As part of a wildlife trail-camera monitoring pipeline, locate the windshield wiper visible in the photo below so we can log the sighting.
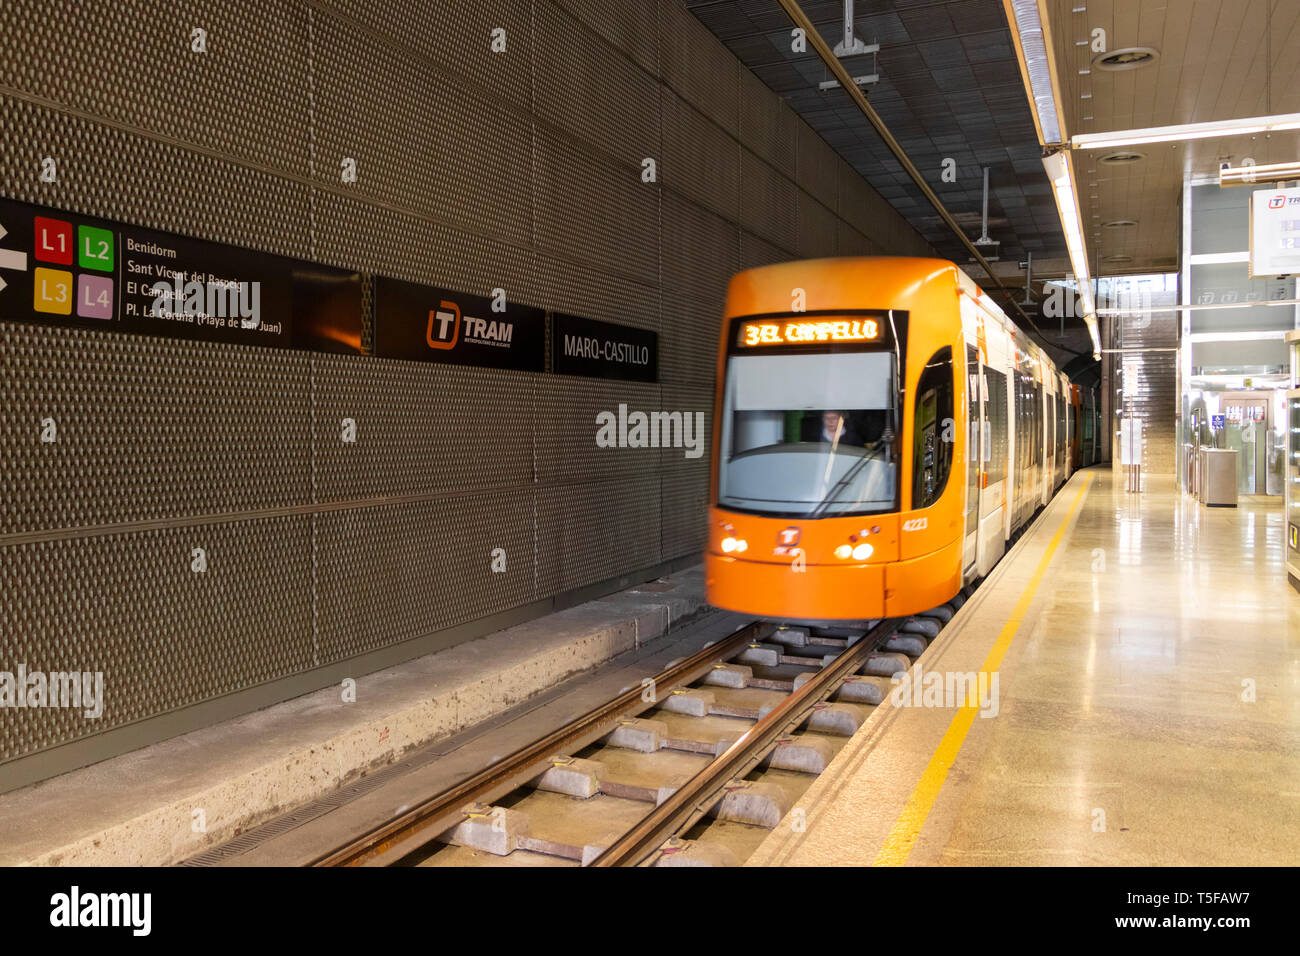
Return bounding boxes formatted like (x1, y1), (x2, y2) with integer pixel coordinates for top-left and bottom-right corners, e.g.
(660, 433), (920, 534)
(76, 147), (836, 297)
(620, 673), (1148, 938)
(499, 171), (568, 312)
(810, 441), (885, 518)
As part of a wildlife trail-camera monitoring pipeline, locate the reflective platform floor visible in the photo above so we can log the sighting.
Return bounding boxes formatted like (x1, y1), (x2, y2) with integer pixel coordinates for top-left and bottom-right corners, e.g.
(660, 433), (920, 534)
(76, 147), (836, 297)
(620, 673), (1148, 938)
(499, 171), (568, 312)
(748, 468), (1300, 866)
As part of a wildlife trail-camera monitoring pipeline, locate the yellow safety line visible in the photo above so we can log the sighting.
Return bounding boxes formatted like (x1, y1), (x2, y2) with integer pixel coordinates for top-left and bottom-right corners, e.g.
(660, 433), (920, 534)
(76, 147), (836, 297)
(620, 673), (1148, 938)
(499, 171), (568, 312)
(873, 473), (1093, 866)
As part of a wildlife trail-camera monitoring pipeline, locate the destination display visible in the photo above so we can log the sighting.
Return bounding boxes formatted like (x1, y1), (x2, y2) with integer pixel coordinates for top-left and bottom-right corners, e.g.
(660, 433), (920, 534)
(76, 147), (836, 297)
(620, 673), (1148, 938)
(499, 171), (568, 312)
(552, 312), (657, 382)
(736, 315), (883, 348)
(373, 276), (545, 371)
(0, 196), (363, 352)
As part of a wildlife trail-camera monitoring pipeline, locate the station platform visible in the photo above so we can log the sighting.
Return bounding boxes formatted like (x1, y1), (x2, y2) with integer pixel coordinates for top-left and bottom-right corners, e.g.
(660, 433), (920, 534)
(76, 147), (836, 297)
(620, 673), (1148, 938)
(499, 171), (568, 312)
(0, 569), (708, 866)
(749, 467), (1300, 867)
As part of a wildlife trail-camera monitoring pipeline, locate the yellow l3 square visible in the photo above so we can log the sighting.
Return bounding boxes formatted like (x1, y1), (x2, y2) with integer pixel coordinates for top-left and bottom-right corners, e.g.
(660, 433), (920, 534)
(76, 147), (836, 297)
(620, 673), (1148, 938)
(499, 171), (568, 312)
(33, 267), (73, 315)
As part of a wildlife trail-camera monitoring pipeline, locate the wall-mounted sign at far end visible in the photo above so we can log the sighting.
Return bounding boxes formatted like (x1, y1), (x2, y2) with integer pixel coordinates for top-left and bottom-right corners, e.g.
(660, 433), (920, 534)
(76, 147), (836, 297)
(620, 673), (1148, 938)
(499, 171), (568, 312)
(1250, 187), (1300, 278)
(553, 312), (658, 382)
(374, 276), (545, 371)
(0, 195), (362, 352)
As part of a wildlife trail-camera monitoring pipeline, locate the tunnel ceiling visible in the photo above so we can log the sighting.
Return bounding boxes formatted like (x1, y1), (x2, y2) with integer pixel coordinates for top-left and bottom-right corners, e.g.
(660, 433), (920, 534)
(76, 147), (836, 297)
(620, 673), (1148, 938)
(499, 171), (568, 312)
(685, 0), (1072, 293)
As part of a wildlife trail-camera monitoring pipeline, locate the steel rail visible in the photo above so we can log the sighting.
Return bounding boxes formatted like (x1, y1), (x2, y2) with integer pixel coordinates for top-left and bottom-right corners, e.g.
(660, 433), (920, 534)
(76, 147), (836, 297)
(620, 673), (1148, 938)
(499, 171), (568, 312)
(310, 619), (767, 866)
(589, 617), (902, 867)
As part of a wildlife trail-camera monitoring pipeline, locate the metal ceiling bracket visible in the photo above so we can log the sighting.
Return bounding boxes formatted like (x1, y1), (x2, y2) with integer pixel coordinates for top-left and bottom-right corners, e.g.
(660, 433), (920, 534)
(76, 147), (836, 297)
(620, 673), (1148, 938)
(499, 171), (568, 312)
(819, 0), (880, 91)
(974, 166), (1001, 259)
(1019, 251), (1035, 306)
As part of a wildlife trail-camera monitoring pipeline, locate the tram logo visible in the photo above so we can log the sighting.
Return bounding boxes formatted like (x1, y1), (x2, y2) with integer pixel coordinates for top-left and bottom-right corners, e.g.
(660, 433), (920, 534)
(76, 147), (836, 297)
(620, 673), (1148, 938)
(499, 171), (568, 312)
(426, 300), (460, 350)
(777, 527), (801, 547)
(427, 298), (518, 352)
(1269, 194), (1287, 209)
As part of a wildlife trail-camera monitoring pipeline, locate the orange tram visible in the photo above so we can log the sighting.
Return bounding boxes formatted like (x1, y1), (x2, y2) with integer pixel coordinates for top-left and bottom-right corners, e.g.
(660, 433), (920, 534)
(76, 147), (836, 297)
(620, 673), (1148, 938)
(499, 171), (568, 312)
(706, 256), (1095, 625)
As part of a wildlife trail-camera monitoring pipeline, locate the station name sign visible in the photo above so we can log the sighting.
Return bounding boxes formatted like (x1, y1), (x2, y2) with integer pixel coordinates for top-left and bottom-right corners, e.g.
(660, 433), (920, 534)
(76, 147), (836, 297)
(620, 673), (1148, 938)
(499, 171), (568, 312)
(736, 316), (881, 347)
(552, 312), (657, 382)
(373, 276), (545, 371)
(0, 196), (363, 352)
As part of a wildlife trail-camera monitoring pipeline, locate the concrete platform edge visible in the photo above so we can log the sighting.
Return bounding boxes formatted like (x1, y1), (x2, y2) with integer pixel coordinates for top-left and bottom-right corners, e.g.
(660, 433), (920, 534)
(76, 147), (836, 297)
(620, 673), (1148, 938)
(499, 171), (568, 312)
(0, 567), (707, 867)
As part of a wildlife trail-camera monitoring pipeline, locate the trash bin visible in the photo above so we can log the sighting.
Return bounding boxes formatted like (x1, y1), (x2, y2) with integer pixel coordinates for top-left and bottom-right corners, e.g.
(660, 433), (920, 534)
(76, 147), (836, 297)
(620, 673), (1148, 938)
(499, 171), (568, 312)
(1202, 448), (1239, 507)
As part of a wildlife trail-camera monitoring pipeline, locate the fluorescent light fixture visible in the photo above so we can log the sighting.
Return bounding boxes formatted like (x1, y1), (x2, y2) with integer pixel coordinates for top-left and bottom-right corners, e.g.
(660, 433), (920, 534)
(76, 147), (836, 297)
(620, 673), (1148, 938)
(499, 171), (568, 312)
(1043, 150), (1101, 358)
(1003, 0), (1065, 144)
(1118, 299), (1300, 316)
(1185, 330), (1290, 342)
(1073, 112), (1300, 150)
(1220, 160), (1300, 187)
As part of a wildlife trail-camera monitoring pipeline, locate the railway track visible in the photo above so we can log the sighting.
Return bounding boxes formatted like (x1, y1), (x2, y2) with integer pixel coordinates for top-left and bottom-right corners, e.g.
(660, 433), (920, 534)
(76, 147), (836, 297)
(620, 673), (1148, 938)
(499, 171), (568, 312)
(309, 596), (965, 868)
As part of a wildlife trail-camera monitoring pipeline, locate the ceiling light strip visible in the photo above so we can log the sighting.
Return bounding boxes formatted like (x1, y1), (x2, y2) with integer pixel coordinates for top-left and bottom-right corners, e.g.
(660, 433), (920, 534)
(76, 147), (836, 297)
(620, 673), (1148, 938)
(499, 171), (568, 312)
(1003, 0), (1065, 144)
(1073, 113), (1300, 150)
(1043, 150), (1101, 358)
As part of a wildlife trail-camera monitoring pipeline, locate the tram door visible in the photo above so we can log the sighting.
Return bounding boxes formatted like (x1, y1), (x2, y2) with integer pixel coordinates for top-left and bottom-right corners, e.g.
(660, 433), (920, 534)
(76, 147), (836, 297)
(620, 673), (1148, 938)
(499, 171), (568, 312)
(963, 344), (982, 576)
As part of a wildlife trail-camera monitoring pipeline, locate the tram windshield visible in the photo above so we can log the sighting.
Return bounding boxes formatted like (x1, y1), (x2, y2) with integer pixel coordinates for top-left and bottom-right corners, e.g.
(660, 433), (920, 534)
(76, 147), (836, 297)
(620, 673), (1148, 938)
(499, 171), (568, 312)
(718, 349), (898, 517)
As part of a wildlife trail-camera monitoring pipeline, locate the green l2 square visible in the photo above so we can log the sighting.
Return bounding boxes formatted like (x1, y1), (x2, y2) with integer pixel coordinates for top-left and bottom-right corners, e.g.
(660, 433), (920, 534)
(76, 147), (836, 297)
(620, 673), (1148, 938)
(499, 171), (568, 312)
(77, 225), (114, 271)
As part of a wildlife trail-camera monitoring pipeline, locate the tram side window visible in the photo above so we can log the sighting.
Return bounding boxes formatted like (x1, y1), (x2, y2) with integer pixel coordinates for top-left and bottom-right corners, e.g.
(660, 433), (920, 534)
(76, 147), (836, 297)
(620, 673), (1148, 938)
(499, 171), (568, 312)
(1057, 394), (1067, 464)
(912, 347), (954, 509)
(1033, 381), (1044, 467)
(1013, 370), (1026, 475)
(984, 367), (1008, 487)
(1048, 393), (1055, 465)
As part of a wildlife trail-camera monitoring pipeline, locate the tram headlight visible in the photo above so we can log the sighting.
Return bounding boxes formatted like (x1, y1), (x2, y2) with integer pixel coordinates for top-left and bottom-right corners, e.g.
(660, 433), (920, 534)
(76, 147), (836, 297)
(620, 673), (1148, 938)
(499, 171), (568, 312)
(721, 536), (748, 554)
(833, 544), (853, 559)
(852, 542), (874, 561)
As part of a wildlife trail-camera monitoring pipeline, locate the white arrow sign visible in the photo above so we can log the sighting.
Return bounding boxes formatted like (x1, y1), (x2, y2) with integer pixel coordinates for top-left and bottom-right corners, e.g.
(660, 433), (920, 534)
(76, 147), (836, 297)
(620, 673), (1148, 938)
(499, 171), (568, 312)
(0, 220), (25, 277)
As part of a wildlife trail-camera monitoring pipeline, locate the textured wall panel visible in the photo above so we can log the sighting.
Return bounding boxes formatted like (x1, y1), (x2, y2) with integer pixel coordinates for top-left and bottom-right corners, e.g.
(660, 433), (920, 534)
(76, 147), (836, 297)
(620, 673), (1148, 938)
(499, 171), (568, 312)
(554, 0), (660, 76)
(535, 377), (663, 484)
(316, 0), (534, 113)
(739, 68), (797, 179)
(313, 355), (535, 502)
(798, 191), (839, 260)
(535, 132), (660, 286)
(838, 162), (885, 239)
(740, 229), (794, 272)
(536, 475), (661, 594)
(797, 121), (841, 213)
(0, 0), (311, 176)
(536, 2), (661, 171)
(314, 494), (535, 663)
(0, 516), (313, 761)
(0, 96), (313, 258)
(660, 193), (736, 385)
(659, 381), (712, 559)
(534, 252), (660, 334)
(312, 191), (538, 307)
(740, 149), (799, 251)
(312, 13), (534, 249)
(661, 88), (741, 223)
(0, 323), (311, 534)
(659, 0), (739, 137)
(658, 381), (714, 464)
(662, 463), (709, 559)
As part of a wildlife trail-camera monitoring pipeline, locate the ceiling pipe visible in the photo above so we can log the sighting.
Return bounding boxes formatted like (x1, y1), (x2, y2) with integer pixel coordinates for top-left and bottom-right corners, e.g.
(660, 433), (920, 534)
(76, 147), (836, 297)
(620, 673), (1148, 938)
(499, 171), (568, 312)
(774, 0), (1067, 354)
